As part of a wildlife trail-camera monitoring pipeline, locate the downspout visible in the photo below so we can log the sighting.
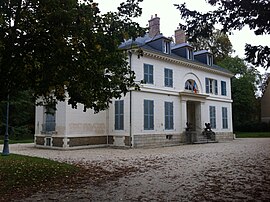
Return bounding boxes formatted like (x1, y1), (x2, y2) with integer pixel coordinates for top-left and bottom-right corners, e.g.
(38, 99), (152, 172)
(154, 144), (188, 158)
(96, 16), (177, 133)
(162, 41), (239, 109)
(129, 50), (132, 148)
(106, 108), (109, 146)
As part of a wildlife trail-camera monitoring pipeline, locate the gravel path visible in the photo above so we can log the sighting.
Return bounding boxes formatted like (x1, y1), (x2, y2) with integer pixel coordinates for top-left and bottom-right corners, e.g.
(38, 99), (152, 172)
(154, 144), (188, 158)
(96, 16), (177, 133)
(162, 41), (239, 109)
(9, 138), (270, 202)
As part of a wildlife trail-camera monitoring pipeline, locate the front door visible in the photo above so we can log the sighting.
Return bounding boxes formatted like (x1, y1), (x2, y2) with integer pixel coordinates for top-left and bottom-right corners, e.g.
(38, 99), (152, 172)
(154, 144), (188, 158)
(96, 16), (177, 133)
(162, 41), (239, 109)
(187, 101), (202, 132)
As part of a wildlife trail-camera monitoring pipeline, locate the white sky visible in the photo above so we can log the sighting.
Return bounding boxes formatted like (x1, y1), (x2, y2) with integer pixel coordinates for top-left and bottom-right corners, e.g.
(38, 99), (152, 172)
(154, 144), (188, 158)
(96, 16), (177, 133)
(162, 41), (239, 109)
(96, 0), (269, 73)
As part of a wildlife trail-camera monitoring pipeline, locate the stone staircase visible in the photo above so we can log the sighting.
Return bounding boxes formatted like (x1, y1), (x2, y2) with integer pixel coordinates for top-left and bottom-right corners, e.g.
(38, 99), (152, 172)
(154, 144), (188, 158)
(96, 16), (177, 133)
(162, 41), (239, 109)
(185, 131), (218, 144)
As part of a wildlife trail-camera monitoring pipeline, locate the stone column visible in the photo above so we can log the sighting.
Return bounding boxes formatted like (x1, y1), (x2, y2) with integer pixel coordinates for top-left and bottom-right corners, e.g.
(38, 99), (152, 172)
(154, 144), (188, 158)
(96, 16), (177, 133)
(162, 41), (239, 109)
(181, 100), (187, 131)
(200, 102), (206, 129)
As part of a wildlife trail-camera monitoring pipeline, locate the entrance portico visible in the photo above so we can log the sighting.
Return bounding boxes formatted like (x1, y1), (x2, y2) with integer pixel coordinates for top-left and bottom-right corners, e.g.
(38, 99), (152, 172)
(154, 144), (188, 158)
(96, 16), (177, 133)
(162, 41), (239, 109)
(180, 91), (209, 142)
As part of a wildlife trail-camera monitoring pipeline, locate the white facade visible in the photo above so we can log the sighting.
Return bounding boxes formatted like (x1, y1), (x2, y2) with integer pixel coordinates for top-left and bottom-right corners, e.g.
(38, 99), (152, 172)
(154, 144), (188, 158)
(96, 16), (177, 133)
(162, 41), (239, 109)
(35, 16), (234, 149)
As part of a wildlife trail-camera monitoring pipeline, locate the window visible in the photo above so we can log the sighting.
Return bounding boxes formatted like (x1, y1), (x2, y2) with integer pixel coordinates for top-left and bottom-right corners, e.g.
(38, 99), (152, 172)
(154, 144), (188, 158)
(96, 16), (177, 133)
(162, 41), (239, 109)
(221, 81), (227, 96)
(144, 64), (154, 84)
(185, 79), (198, 93)
(115, 100), (124, 130)
(164, 68), (173, 87)
(144, 100), (154, 130)
(207, 54), (213, 66)
(187, 48), (194, 60)
(44, 106), (56, 132)
(209, 106), (216, 129)
(222, 107), (228, 129)
(205, 78), (218, 94)
(165, 102), (174, 130)
(163, 40), (170, 54)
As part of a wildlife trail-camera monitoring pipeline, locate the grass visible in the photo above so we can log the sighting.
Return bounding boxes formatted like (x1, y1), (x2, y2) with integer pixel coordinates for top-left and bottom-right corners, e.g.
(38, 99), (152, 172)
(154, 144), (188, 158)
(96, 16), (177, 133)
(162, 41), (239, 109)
(0, 139), (34, 144)
(0, 153), (139, 201)
(0, 154), (82, 201)
(235, 132), (270, 138)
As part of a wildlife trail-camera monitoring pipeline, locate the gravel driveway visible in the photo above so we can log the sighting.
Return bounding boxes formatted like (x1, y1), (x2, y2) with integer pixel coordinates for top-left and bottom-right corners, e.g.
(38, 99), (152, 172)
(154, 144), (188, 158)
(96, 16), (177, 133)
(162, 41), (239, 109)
(10, 138), (270, 202)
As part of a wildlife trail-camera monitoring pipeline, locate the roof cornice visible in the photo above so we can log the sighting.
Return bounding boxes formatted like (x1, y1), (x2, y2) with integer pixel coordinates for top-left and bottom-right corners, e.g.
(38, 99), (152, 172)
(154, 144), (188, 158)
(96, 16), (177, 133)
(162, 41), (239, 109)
(140, 49), (234, 78)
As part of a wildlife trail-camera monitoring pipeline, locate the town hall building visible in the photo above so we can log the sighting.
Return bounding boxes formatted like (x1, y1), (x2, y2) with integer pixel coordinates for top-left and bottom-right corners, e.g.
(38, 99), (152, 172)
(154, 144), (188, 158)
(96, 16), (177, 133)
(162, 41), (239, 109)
(35, 15), (234, 149)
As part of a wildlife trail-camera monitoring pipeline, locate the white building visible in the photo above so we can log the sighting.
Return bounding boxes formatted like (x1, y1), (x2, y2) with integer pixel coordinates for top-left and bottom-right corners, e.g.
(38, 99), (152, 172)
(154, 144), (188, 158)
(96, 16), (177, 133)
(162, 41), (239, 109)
(35, 15), (234, 149)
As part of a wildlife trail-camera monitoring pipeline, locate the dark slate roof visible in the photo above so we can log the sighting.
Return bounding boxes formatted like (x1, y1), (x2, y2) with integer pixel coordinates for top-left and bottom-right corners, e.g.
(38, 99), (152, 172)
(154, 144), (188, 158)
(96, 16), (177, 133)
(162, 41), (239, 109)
(194, 50), (211, 55)
(171, 43), (192, 50)
(119, 34), (232, 76)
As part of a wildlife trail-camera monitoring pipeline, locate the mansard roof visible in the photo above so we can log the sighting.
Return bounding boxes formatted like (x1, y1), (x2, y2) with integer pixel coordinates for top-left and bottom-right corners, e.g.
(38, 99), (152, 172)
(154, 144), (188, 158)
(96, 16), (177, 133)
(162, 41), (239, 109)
(119, 34), (233, 76)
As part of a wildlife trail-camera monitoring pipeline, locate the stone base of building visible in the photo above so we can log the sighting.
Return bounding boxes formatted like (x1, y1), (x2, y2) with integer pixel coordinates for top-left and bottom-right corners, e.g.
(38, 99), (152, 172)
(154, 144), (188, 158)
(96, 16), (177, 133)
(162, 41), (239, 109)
(215, 132), (234, 142)
(35, 132), (234, 149)
(35, 135), (131, 149)
(133, 133), (183, 148)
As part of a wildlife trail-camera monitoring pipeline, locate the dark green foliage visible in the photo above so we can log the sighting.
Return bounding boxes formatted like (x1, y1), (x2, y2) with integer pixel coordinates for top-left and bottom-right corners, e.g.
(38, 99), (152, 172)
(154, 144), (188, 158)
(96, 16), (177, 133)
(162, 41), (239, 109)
(218, 56), (261, 131)
(175, 0), (270, 69)
(189, 29), (233, 63)
(0, 0), (146, 112)
(0, 90), (34, 140)
(236, 131), (270, 138)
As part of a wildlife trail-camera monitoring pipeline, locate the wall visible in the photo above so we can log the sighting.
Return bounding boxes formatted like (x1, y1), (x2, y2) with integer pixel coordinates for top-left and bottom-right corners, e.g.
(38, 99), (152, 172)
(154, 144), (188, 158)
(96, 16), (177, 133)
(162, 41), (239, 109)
(261, 85), (270, 123)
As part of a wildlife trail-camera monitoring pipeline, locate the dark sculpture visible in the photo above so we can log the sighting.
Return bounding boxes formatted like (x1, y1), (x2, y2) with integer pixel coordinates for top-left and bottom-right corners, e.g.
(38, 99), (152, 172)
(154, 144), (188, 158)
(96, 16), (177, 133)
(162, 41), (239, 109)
(185, 122), (192, 131)
(202, 123), (216, 141)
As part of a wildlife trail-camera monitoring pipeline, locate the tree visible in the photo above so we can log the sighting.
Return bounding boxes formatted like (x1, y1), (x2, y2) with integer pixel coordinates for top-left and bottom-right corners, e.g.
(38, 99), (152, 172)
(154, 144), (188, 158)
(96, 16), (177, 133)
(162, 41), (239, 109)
(259, 72), (270, 95)
(217, 56), (260, 130)
(189, 29), (233, 63)
(0, 0), (145, 112)
(175, 0), (270, 69)
(0, 90), (35, 139)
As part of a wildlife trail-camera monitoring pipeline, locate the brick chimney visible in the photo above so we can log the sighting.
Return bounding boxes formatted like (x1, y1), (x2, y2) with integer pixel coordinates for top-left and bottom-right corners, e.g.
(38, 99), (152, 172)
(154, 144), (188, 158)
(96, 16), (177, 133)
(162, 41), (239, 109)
(148, 14), (160, 38)
(175, 28), (186, 44)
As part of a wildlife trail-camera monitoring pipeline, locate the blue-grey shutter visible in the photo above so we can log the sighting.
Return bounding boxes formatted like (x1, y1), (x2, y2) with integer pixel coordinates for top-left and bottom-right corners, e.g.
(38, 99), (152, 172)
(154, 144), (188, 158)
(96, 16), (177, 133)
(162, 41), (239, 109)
(209, 106), (216, 129)
(144, 64), (148, 83)
(215, 80), (218, 95)
(169, 69), (173, 87)
(165, 102), (169, 129)
(170, 102), (174, 129)
(222, 107), (228, 129)
(221, 81), (226, 96)
(144, 100), (154, 130)
(144, 64), (153, 84)
(164, 68), (173, 87)
(205, 78), (209, 93)
(149, 65), (153, 84)
(115, 101), (119, 130)
(165, 102), (173, 130)
(120, 100), (124, 130)
(164, 69), (168, 86)
(115, 100), (124, 130)
(144, 100), (148, 130)
(150, 100), (154, 129)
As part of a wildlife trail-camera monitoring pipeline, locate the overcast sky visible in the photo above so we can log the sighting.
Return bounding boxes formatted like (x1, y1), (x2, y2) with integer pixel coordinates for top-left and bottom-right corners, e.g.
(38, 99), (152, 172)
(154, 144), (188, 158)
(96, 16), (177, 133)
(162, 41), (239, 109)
(96, 0), (269, 73)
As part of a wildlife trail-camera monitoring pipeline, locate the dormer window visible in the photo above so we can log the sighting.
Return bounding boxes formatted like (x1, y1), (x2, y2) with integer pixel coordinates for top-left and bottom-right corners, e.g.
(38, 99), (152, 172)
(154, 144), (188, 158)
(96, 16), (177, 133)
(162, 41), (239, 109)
(194, 50), (214, 66)
(207, 54), (213, 66)
(163, 40), (170, 54)
(186, 48), (194, 60)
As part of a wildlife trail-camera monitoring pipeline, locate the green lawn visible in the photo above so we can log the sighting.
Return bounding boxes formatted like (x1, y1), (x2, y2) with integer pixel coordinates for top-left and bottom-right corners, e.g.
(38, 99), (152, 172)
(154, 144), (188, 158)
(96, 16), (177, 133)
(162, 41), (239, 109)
(0, 154), (83, 201)
(235, 132), (270, 138)
(0, 139), (34, 144)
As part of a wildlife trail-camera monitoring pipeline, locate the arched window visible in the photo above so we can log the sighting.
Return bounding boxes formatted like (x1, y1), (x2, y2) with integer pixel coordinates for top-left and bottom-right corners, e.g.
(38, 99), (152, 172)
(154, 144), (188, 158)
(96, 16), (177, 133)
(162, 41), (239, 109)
(185, 79), (198, 93)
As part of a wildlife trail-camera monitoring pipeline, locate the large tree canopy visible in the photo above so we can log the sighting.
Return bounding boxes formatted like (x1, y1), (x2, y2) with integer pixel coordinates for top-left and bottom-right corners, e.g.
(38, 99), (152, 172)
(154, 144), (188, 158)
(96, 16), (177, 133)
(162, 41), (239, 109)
(189, 29), (233, 63)
(218, 56), (260, 130)
(0, 0), (145, 112)
(175, 0), (270, 69)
